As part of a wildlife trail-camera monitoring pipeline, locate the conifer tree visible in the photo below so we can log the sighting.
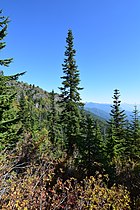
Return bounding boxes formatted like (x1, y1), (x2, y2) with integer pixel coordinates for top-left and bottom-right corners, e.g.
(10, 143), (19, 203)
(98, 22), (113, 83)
(130, 105), (140, 159)
(19, 90), (32, 132)
(59, 29), (83, 155)
(48, 90), (56, 144)
(78, 114), (95, 175)
(94, 120), (105, 163)
(106, 119), (116, 161)
(107, 89), (127, 159)
(0, 10), (24, 150)
(0, 10), (13, 66)
(78, 114), (104, 176)
(48, 90), (62, 145)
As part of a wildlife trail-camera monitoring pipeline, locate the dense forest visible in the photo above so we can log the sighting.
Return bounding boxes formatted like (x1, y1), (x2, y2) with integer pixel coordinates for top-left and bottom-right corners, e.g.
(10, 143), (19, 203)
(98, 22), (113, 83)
(0, 10), (140, 209)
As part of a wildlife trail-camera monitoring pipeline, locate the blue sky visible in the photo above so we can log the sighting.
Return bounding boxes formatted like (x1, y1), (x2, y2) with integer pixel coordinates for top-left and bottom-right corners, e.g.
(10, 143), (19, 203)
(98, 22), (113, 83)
(1, 0), (140, 104)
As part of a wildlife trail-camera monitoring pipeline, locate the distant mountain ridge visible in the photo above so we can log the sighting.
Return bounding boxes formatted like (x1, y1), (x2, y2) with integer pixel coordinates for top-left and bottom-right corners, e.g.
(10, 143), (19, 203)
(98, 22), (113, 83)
(13, 80), (140, 121)
(84, 102), (140, 121)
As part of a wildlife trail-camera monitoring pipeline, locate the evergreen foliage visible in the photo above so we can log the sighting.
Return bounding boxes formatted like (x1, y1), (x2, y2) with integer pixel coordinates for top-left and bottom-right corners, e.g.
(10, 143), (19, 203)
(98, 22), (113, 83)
(19, 90), (34, 132)
(78, 114), (104, 175)
(107, 89), (127, 158)
(0, 11), (24, 150)
(48, 90), (62, 146)
(0, 75), (21, 150)
(59, 29), (83, 155)
(130, 105), (140, 160)
(0, 10), (13, 66)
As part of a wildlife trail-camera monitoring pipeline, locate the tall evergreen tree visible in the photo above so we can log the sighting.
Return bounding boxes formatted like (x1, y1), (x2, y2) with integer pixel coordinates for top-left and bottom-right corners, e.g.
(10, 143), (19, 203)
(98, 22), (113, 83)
(0, 10), (24, 150)
(130, 105), (140, 159)
(59, 29), (83, 155)
(107, 89), (127, 159)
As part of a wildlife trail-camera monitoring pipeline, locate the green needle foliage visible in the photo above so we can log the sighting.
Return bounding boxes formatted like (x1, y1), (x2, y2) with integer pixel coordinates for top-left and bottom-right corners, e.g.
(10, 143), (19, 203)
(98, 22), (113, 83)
(0, 10), (13, 66)
(107, 89), (127, 159)
(48, 90), (62, 146)
(0, 10), (24, 151)
(78, 113), (104, 176)
(130, 105), (140, 160)
(59, 29), (83, 156)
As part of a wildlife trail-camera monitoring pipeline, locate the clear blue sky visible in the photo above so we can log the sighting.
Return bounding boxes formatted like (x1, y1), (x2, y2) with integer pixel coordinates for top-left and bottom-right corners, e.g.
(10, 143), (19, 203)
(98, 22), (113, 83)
(1, 0), (140, 104)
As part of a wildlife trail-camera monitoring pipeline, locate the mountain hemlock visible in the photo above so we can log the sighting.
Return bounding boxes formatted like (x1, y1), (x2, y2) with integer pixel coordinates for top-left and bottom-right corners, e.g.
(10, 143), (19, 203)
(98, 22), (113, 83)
(59, 29), (83, 155)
